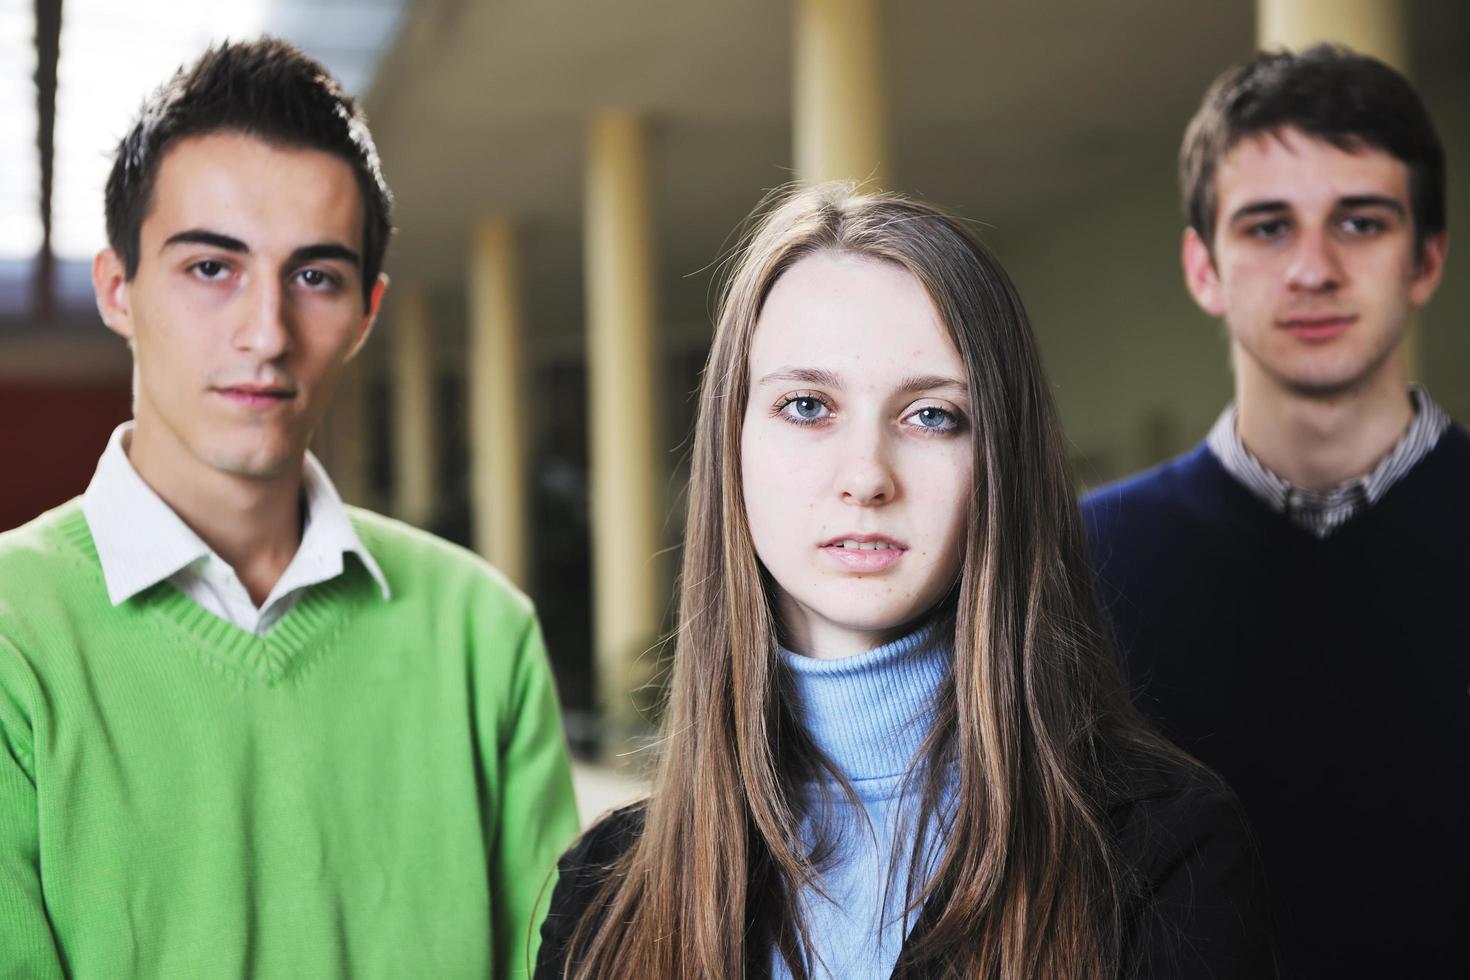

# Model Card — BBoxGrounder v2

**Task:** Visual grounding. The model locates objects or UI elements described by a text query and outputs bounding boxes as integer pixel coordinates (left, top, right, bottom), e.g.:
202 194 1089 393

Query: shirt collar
81 422 390 606
277 449 392 603
1205 386 1450 537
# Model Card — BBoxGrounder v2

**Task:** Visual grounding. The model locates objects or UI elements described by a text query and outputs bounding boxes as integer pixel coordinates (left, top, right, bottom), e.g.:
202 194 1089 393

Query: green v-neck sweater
0 500 579 979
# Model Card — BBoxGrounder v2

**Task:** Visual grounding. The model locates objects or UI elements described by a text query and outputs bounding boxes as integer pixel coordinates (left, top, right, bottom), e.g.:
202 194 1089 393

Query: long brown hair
563 183 1185 979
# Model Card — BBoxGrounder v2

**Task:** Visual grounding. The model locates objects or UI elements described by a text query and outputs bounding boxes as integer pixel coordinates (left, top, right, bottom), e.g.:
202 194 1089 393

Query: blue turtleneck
773 627 953 980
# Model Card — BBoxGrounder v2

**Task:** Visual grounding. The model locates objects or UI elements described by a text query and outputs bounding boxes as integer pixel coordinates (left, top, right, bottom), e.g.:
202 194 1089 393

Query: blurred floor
570 760 648 828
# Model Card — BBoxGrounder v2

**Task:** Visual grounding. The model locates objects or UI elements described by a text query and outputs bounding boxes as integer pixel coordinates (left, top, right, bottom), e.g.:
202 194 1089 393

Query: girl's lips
820 541 906 572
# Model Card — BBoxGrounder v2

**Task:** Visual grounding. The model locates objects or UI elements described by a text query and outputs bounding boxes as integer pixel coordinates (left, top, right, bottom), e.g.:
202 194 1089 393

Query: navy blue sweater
1083 426 1470 979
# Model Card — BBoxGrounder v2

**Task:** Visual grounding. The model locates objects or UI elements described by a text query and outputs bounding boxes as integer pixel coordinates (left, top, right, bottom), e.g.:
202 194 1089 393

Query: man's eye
1340 215 1385 236
190 259 228 280
1245 219 1290 240
295 268 337 289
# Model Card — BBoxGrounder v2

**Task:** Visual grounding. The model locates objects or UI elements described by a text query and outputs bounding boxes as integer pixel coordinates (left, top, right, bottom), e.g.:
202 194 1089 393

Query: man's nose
233 276 291 359
1285 226 1345 293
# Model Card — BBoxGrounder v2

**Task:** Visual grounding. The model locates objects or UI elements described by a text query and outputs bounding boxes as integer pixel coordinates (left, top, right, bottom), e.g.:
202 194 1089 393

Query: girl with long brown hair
536 184 1273 979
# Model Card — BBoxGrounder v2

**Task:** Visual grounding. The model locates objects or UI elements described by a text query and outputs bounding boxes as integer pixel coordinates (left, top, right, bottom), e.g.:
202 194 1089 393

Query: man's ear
1409 231 1448 309
349 272 388 360
1181 227 1227 318
93 248 134 341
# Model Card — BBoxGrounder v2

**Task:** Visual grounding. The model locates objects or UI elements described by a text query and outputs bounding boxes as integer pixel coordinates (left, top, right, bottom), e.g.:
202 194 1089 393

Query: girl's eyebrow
895 374 968 395
756 367 844 388
755 367 969 395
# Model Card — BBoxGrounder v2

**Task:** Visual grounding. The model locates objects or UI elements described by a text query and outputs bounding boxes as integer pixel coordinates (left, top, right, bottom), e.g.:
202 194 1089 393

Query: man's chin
1253 332 1405 401
1274 360 1393 401
201 444 300 481
1253 347 1387 401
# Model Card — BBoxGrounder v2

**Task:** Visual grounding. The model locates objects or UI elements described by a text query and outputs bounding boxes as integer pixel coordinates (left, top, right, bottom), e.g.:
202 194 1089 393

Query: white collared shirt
81 422 390 636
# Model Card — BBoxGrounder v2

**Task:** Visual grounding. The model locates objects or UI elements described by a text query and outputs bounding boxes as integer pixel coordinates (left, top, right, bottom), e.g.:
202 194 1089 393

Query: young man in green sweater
0 39 578 978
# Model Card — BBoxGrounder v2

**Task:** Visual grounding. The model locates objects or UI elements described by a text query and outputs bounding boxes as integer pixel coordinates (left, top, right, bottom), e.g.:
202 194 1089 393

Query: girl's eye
777 394 831 424
906 405 960 433
791 397 823 419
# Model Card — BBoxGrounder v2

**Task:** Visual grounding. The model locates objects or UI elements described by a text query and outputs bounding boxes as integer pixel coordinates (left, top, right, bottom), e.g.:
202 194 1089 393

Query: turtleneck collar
780 625 948 785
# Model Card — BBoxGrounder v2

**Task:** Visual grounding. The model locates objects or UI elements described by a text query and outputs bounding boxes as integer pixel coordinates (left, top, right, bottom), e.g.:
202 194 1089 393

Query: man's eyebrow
161 229 248 254
1226 200 1290 224
289 243 361 268
756 367 844 388
158 231 361 269
1337 194 1405 215
1228 194 1407 225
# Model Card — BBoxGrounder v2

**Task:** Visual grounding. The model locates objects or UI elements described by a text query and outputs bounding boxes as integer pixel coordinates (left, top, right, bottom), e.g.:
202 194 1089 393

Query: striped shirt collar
1205 386 1450 538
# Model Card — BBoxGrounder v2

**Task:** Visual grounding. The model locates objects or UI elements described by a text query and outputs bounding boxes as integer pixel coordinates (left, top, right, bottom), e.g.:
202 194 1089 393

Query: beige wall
1420 80 1470 423
1000 173 1231 486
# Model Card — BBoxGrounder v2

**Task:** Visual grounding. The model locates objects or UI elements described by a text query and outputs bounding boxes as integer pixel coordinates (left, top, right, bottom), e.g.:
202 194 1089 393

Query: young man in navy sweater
1083 46 1465 978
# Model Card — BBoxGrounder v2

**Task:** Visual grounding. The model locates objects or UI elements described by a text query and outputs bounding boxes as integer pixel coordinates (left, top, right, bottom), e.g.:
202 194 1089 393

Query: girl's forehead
749 253 962 378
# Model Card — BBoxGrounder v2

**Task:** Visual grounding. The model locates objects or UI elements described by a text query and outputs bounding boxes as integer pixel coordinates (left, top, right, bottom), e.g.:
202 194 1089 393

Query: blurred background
4 1 1467 798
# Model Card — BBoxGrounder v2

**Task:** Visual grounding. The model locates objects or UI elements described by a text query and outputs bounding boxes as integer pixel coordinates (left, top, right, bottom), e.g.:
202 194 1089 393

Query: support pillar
468 219 531 588
793 0 888 186
1257 0 1407 68
390 287 437 527
585 110 663 745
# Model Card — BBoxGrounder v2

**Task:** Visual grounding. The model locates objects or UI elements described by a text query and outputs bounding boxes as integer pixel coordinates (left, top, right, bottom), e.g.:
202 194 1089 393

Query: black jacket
537 761 1276 979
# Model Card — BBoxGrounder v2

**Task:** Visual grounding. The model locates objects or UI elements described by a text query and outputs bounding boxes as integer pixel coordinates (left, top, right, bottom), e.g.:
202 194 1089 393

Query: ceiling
364 0 1259 325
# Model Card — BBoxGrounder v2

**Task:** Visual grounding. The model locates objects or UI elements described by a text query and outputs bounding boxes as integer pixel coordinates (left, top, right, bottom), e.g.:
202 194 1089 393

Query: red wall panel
1 381 132 531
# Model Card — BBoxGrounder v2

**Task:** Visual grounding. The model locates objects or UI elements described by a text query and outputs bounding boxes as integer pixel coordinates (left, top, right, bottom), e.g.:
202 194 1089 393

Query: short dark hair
1180 44 1445 257
104 37 393 308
